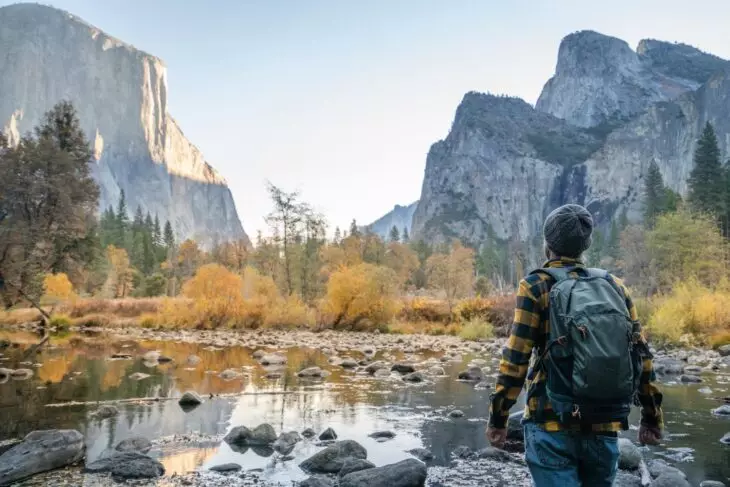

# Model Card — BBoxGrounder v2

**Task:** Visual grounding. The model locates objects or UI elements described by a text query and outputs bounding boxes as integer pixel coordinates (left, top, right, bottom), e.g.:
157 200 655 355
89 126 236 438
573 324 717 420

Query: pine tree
153 215 162 246
333 226 342 244
586 229 604 267
349 219 361 238
644 160 665 228
688 122 725 216
132 205 144 234
607 220 620 260
142 231 155 274
389 225 400 243
115 190 129 248
163 220 175 250
144 212 153 233
402 227 410 243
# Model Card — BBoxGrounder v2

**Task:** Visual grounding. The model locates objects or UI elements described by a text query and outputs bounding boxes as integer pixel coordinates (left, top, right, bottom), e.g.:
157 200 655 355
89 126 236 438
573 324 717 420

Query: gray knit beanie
543 204 593 258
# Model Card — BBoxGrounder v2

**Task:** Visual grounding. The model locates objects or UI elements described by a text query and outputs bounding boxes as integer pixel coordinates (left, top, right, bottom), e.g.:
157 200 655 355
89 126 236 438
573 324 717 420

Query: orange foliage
182 263 245 328
42 273 76 303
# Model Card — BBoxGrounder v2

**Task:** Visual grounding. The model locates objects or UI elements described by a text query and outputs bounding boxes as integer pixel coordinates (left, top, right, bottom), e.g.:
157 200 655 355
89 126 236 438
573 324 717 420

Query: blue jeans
524 422 619 487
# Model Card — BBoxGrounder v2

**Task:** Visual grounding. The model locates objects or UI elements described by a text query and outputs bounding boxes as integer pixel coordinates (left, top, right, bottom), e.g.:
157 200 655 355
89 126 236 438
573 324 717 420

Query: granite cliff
413 30 730 256
366 201 419 240
0 3 248 245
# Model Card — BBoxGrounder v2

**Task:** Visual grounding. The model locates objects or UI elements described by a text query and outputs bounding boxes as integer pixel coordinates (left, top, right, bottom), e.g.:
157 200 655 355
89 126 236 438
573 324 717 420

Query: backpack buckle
571 404 581 419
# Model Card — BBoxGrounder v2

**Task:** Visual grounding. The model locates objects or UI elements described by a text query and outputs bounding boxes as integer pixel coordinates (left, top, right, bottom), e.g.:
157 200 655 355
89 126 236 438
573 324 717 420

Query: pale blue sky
5 1 730 236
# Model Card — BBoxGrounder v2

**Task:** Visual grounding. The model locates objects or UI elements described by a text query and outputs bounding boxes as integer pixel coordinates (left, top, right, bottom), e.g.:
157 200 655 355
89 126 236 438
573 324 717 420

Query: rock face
412 29 730 252
0 3 247 245
0 429 86 485
366 201 419 240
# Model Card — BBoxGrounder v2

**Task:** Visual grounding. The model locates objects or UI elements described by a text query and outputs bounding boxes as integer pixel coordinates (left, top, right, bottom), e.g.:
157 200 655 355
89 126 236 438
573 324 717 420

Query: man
486 204 663 487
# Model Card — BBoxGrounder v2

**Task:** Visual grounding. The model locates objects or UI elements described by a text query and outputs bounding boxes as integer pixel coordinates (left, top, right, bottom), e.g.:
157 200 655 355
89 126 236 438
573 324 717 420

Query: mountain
0 3 248 246
413 30 730 257
366 201 419 239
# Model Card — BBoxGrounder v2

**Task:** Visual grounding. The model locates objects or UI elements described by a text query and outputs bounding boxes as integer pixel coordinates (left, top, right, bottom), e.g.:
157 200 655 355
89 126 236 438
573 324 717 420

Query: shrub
399 298 450 323
710 331 730 349
321 263 400 330
0 308 43 325
49 314 72 330
458 318 493 341
453 297 493 322
60 297 163 318
72 313 111 327
265 294 315 329
182 264 245 328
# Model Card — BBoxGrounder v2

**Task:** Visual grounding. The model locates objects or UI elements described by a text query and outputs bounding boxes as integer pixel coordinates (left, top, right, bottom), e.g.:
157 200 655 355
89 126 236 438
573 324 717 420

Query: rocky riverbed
0 325 729 486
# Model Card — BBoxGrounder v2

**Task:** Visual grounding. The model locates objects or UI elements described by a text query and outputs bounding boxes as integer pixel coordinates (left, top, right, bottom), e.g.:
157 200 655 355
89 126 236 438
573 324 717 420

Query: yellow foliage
265 294 315 329
321 263 399 330
458 318 493 341
182 264 245 328
399 298 450 323
452 297 493 323
43 273 76 302
710 331 730 349
0 308 43 325
426 240 475 309
49 314 72 330
383 242 419 289
104 245 134 298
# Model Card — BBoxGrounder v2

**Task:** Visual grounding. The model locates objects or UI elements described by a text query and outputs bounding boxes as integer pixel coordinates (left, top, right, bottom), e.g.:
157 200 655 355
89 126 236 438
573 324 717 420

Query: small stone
298 367 329 378
407 448 433 462
374 368 391 378
92 405 119 419
474 381 492 390
319 427 338 441
720 432 730 445
252 350 266 359
365 361 388 375
10 368 33 380
449 409 465 418
219 369 241 380
128 372 150 381
718 344 730 357
712 405 730 416
341 359 359 369
651 472 691 487
427 366 446 376
115 436 152 454
458 366 483 381
368 431 396 440
403 371 425 382
452 445 475 459
186 355 201 366
178 391 203 408
391 363 415 374
679 374 702 383
260 354 287 366
618 438 642 470
698 387 713 394
273 431 301 455
209 463 241 473
300 476 335 487
302 428 316 439
683 365 703 374
700 481 727 487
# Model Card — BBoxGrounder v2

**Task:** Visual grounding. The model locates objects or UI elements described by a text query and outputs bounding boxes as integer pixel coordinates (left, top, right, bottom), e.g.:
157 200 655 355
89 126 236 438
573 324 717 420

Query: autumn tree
42 273 76 304
103 246 134 298
617 225 656 296
265 183 305 295
383 242 419 289
0 101 99 310
183 263 245 328
426 240 475 312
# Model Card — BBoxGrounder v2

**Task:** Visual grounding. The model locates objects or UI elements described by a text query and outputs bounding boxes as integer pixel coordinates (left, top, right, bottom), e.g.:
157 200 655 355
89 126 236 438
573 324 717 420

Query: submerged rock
720 432 730 445
449 410 465 418
458 366 483 381
369 431 396 440
651 472 691 487
115 436 152 454
300 440 368 473
273 431 301 455
341 358 359 369
647 459 686 479
679 374 702 383
298 367 329 378
259 354 287 366
365 361 389 375
91 405 119 419
179 391 203 408
403 371 425 383
319 427 338 441
302 428 317 439
219 369 242 380
340 458 427 487
712 405 730 416
0 429 85 485
209 463 242 473
407 448 434 462
128 372 150 381
85 450 165 480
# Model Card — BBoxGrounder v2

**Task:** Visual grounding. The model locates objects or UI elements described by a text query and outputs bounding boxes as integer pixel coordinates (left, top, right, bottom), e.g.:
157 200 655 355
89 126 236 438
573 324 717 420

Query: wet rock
698 387 713 394
407 448 434 462
618 438 642 470
128 372 150 381
458 366 483 381
449 410 465 418
700 481 727 487
224 424 276 446
683 365 703 374
452 445 475 459
219 368 242 380
0 439 21 456
260 354 287 366
365 361 388 375
368 431 396 440
477 446 516 463
654 358 684 375
179 391 203 409
298 367 329 378
374 368 391 378
111 353 132 359
427 366 446 376
474 381 492 390
91 405 119 419
301 476 335 487
115 436 152 454
209 463 242 473
10 368 33 380
403 371 425 383
0 368 11 381
718 344 730 357
651 472 691 487
252 350 266 359
300 440 368 473
341 358 359 369
0 339 9 349
712 405 730 416
85 451 164 480
319 427 338 441
647 459 686 479
720 432 730 445
340 458 427 487
339 458 376 477
679 374 702 383
157 355 173 363
0 430 85 485
302 428 317 439
362 346 376 356
391 363 416 374
507 410 524 441
614 471 643 487
186 354 201 366
273 431 301 454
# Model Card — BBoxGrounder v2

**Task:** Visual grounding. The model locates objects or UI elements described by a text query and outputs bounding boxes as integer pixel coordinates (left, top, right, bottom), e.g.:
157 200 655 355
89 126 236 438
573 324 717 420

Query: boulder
209 463 242 473
449 410 464 418
260 354 287 366
682 365 703 374
391 363 416 374
650 472 691 487
115 436 152 454
302 428 317 439
618 438 642 470
700 481 727 487
407 448 433 462
178 391 203 408
339 458 427 487
0 430 85 485
403 372 425 383
718 344 730 357
85 451 165 480
365 361 388 375
300 476 335 487
476 446 516 463
300 440 368 473
298 367 329 378
273 431 301 455
458 366 483 381
614 471 643 487
224 424 276 446
339 458 376 477
679 374 702 383
647 459 686 479
341 359 359 369
91 405 119 419
319 427 338 441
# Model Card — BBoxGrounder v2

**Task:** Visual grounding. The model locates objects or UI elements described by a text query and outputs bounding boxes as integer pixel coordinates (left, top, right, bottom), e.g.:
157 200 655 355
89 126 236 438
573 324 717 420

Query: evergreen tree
142 231 155 274
644 160 665 228
115 190 129 248
349 219 361 238
333 226 342 244
586 229 604 267
153 215 162 246
402 227 410 243
389 225 400 243
607 219 620 260
163 220 175 250
132 205 144 234
688 122 725 216
144 212 153 233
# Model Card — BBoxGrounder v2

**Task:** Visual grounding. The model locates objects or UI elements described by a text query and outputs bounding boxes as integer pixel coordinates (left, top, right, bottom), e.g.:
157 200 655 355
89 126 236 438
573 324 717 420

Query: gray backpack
530 267 643 424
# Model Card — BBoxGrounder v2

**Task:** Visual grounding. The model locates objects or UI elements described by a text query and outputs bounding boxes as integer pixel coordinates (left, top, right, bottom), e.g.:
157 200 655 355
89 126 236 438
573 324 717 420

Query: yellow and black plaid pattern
488 258 663 432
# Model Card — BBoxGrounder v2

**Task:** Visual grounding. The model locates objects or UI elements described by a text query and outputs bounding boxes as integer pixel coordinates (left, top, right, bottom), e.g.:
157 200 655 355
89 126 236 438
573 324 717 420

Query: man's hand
486 426 508 449
638 425 662 446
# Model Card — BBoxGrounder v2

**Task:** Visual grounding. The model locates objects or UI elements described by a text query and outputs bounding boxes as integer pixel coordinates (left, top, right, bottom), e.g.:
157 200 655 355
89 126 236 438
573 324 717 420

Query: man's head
543 204 593 259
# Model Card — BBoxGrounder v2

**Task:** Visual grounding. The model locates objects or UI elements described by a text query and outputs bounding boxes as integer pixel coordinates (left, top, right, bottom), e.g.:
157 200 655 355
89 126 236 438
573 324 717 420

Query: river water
0 328 728 486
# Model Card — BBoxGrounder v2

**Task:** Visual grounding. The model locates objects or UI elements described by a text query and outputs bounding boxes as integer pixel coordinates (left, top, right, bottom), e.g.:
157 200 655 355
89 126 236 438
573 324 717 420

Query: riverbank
1 325 729 486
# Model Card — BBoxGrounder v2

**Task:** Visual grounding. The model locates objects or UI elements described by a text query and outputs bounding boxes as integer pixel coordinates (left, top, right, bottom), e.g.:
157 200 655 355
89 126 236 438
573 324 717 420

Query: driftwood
44 390 299 408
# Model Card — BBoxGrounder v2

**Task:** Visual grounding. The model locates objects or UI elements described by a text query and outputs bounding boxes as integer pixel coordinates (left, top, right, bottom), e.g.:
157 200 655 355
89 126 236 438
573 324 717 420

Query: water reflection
0 329 729 485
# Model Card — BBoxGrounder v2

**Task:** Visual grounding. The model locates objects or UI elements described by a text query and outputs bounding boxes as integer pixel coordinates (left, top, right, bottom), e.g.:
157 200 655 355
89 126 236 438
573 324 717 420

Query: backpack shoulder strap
529 266 573 283
585 267 609 279
585 267 628 301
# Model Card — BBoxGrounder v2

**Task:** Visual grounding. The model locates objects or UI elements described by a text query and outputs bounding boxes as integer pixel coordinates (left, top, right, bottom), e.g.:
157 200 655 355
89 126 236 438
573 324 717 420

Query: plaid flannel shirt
489 257 663 432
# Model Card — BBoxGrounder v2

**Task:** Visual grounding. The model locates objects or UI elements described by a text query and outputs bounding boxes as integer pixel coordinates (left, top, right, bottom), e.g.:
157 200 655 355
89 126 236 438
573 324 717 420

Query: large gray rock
618 438 642 470
0 3 247 245
224 424 277 446
209 463 241 473
273 431 301 455
340 459 427 487
718 345 730 357
178 391 203 407
0 430 85 485
115 436 152 454
647 459 686 479
85 451 165 480
700 481 727 487
654 359 685 375
458 366 484 381
338 458 376 477
300 440 368 474
391 363 416 374
651 472 691 487
300 476 335 487
614 471 642 487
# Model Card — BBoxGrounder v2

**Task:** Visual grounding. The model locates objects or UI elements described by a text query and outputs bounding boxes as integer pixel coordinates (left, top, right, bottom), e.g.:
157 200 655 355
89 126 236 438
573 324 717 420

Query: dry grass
0 308 43 325
59 297 164 318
